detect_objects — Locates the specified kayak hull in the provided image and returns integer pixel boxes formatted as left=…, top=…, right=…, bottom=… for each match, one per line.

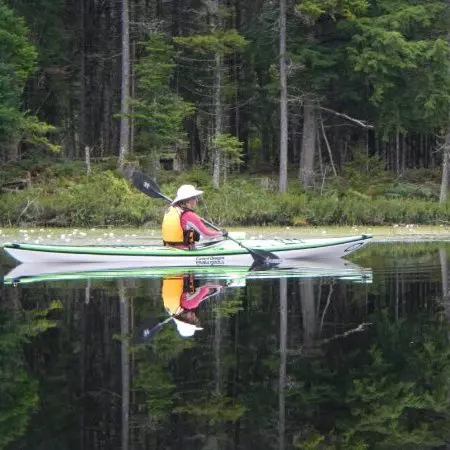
left=2, top=234, right=372, bottom=266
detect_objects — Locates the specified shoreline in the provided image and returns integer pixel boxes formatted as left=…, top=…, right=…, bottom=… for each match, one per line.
left=0, top=225, right=450, bottom=245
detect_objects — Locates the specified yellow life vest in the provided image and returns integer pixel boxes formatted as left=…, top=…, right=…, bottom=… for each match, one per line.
left=162, top=206, right=199, bottom=246
left=162, top=206, right=184, bottom=244
left=162, top=276, right=184, bottom=314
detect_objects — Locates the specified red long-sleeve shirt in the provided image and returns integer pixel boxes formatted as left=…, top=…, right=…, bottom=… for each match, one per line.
left=181, top=285, right=223, bottom=309
left=181, top=210, right=222, bottom=238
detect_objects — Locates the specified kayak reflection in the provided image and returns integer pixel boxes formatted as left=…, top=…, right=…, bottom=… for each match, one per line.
left=3, top=258, right=372, bottom=285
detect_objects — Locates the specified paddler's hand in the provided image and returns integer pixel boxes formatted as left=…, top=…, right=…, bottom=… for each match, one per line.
left=221, top=229, right=229, bottom=237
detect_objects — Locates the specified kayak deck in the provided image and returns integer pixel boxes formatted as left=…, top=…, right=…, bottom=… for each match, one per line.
left=2, top=234, right=373, bottom=265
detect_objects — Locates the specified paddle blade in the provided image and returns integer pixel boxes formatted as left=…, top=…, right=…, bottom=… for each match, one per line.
left=131, top=171, right=170, bottom=201
left=227, top=236, right=281, bottom=265
left=248, top=249, right=281, bottom=266
left=249, top=257, right=281, bottom=271
left=134, top=317, right=173, bottom=344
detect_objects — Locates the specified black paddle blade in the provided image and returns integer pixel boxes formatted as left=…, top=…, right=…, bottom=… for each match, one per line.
left=133, top=317, right=173, bottom=344
left=131, top=171, right=170, bottom=201
left=249, top=258, right=281, bottom=271
left=245, top=248, right=281, bottom=266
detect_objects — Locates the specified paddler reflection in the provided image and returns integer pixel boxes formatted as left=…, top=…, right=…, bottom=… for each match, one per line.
left=139, top=274, right=224, bottom=341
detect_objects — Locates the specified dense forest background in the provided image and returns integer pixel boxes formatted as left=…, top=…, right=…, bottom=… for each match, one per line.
left=2, top=0, right=450, bottom=227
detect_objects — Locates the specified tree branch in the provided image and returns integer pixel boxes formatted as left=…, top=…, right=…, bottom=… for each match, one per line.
left=319, top=106, right=374, bottom=129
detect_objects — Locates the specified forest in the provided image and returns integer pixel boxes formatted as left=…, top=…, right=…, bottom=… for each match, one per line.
left=2, top=0, right=450, bottom=226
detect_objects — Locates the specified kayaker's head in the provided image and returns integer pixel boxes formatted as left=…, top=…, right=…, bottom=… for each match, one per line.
left=173, top=310, right=203, bottom=337
left=172, top=184, right=203, bottom=209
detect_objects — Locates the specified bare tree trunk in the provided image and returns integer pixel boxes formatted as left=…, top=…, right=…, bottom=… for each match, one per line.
left=130, top=40, right=136, bottom=155
left=79, top=0, right=86, bottom=160
left=279, top=0, right=288, bottom=193
left=211, top=0, right=223, bottom=188
left=119, top=0, right=130, bottom=163
left=319, top=110, right=337, bottom=177
left=299, top=94, right=316, bottom=188
left=212, top=54, right=223, bottom=187
left=440, top=132, right=450, bottom=202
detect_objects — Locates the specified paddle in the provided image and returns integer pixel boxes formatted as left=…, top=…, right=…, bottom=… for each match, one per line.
left=130, top=170, right=280, bottom=265
left=134, top=316, right=173, bottom=344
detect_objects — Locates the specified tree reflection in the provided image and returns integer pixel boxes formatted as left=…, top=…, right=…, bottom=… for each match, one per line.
left=0, top=294, right=60, bottom=450
left=289, top=307, right=450, bottom=448
left=4, top=244, right=450, bottom=449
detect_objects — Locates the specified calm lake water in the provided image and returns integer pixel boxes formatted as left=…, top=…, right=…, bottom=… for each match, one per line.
left=2, top=241, right=450, bottom=449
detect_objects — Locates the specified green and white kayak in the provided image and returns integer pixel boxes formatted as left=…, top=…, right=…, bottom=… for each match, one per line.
left=2, top=234, right=372, bottom=266
left=3, top=259, right=373, bottom=285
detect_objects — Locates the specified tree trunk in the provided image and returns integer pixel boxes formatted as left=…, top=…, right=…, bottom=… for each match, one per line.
left=212, top=0, right=223, bottom=188
left=440, top=131, right=450, bottom=202
left=299, top=94, right=316, bottom=188
left=2, top=135, right=20, bottom=163
left=119, top=0, right=130, bottom=163
left=279, top=0, right=288, bottom=193
left=79, top=0, right=86, bottom=159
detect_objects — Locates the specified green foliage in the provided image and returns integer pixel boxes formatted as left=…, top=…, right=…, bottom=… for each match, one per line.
left=342, top=148, right=392, bottom=196
left=0, top=1, right=37, bottom=145
left=173, top=29, right=247, bottom=56
left=0, top=1, right=58, bottom=156
left=1, top=164, right=450, bottom=227
left=129, top=33, right=195, bottom=154
left=213, top=133, right=244, bottom=165
left=347, top=0, right=450, bottom=134
left=174, top=395, right=246, bottom=424
left=0, top=1, right=37, bottom=82
left=296, top=0, right=368, bottom=21
left=387, top=182, right=438, bottom=200
left=0, top=170, right=158, bottom=226
left=21, top=115, right=61, bottom=153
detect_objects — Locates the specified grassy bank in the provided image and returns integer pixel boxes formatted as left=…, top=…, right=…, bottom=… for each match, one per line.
left=0, top=160, right=449, bottom=228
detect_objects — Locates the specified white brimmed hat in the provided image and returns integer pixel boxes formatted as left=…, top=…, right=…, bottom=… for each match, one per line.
left=171, top=184, right=204, bottom=205
left=173, top=318, right=203, bottom=337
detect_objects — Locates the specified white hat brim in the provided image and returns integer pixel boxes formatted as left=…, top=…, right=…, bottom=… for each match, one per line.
left=173, top=318, right=203, bottom=337
left=171, top=189, right=204, bottom=205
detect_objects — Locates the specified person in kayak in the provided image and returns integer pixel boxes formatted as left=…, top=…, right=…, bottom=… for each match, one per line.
left=162, top=184, right=226, bottom=248
left=163, top=275, right=223, bottom=337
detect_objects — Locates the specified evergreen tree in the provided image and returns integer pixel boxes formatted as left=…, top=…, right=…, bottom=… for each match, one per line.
left=0, top=0, right=37, bottom=161
left=129, top=33, right=195, bottom=172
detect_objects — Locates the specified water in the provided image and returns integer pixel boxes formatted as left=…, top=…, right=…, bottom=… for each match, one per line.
left=1, top=242, right=450, bottom=449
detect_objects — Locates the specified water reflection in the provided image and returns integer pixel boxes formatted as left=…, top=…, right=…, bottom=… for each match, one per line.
left=2, top=243, right=450, bottom=449
left=137, top=275, right=224, bottom=340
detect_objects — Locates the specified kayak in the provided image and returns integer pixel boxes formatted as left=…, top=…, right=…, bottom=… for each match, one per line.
left=2, top=234, right=372, bottom=265
left=2, top=234, right=372, bottom=266
left=3, top=259, right=373, bottom=285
